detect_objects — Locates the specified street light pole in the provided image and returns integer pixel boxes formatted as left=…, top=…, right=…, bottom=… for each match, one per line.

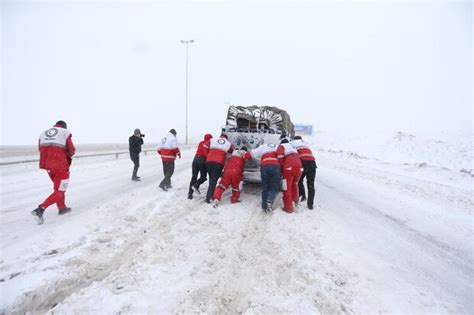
left=180, top=39, right=194, bottom=145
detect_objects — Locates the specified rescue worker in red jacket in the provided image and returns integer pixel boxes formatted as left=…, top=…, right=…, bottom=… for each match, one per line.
left=243, top=142, right=280, bottom=213
left=188, top=133, right=213, bottom=199
left=205, top=134, right=234, bottom=203
left=277, top=136, right=303, bottom=213
left=31, top=120, right=75, bottom=224
left=212, top=146, right=248, bottom=208
left=292, top=136, right=317, bottom=210
left=157, top=129, right=181, bottom=191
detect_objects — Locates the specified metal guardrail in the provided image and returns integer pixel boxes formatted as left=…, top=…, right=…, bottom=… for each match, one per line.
left=0, top=149, right=158, bottom=166
left=0, top=144, right=197, bottom=166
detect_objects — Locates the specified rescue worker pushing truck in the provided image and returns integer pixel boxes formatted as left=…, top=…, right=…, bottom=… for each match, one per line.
left=212, top=146, right=248, bottom=208
left=277, top=136, right=303, bottom=213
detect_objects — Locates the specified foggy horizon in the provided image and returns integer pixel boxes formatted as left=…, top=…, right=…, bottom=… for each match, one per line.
left=1, top=0, right=472, bottom=145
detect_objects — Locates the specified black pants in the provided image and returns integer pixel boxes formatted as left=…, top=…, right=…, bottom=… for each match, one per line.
left=298, top=160, right=317, bottom=206
left=160, top=161, right=175, bottom=188
left=130, top=152, right=140, bottom=178
left=189, top=156, right=207, bottom=196
left=205, top=162, right=224, bottom=202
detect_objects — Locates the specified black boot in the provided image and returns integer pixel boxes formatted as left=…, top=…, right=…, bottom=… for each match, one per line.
left=31, top=207, right=45, bottom=224
left=58, top=207, right=72, bottom=215
left=192, top=184, right=201, bottom=194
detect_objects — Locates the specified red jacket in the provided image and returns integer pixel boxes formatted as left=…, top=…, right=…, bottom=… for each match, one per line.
left=277, top=143, right=302, bottom=169
left=195, top=134, right=212, bottom=158
left=223, top=151, right=246, bottom=176
left=158, top=132, right=180, bottom=162
left=38, top=124, right=75, bottom=171
left=244, top=143, right=279, bottom=166
left=158, top=148, right=180, bottom=162
left=206, top=137, right=234, bottom=165
left=291, top=139, right=315, bottom=161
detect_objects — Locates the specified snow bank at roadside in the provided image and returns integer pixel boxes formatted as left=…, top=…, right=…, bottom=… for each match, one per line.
left=311, top=130, right=472, bottom=173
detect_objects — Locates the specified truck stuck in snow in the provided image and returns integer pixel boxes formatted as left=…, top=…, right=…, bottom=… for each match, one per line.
left=221, top=105, right=295, bottom=181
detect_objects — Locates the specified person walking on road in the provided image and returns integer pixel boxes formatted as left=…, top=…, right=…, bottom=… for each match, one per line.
left=292, top=135, right=317, bottom=210
left=31, top=120, right=75, bottom=224
left=129, top=128, right=144, bottom=181
left=157, top=129, right=180, bottom=191
left=188, top=133, right=213, bottom=199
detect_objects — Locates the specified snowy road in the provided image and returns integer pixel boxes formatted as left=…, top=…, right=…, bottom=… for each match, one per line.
left=317, top=154, right=473, bottom=313
left=0, top=144, right=472, bottom=313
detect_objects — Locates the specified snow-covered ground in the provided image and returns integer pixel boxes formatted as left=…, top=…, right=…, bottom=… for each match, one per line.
left=0, top=131, right=472, bottom=313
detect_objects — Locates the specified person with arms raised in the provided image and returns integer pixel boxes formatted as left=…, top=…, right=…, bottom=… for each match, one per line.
left=243, top=142, right=280, bottom=213
left=212, top=147, right=248, bottom=208
left=129, top=128, right=144, bottom=181
left=292, top=135, right=317, bottom=210
left=204, top=134, right=234, bottom=203
left=276, top=136, right=303, bottom=213
left=188, top=133, right=213, bottom=199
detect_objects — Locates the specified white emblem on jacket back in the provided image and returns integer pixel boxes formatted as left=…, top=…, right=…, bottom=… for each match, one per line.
left=210, top=137, right=231, bottom=152
left=39, top=127, right=70, bottom=148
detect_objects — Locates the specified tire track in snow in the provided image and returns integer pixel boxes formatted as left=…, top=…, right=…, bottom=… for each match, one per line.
left=217, top=205, right=273, bottom=313
left=206, top=203, right=354, bottom=314
left=7, top=159, right=196, bottom=314
left=9, top=194, right=197, bottom=313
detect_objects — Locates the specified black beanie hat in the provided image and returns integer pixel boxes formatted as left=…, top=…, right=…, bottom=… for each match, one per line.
left=55, top=120, right=67, bottom=129
left=169, top=129, right=177, bottom=136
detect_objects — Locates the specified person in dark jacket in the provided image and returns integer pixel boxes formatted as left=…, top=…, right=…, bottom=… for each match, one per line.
left=188, top=133, right=213, bottom=199
left=129, top=128, right=144, bottom=181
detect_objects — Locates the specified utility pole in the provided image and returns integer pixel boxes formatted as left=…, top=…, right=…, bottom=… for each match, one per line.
left=180, top=39, right=194, bottom=145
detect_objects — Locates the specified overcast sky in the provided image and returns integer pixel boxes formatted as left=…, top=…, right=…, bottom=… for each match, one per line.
left=1, top=0, right=472, bottom=145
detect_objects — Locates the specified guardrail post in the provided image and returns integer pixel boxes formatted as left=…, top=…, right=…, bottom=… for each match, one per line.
left=116, top=153, right=119, bottom=159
